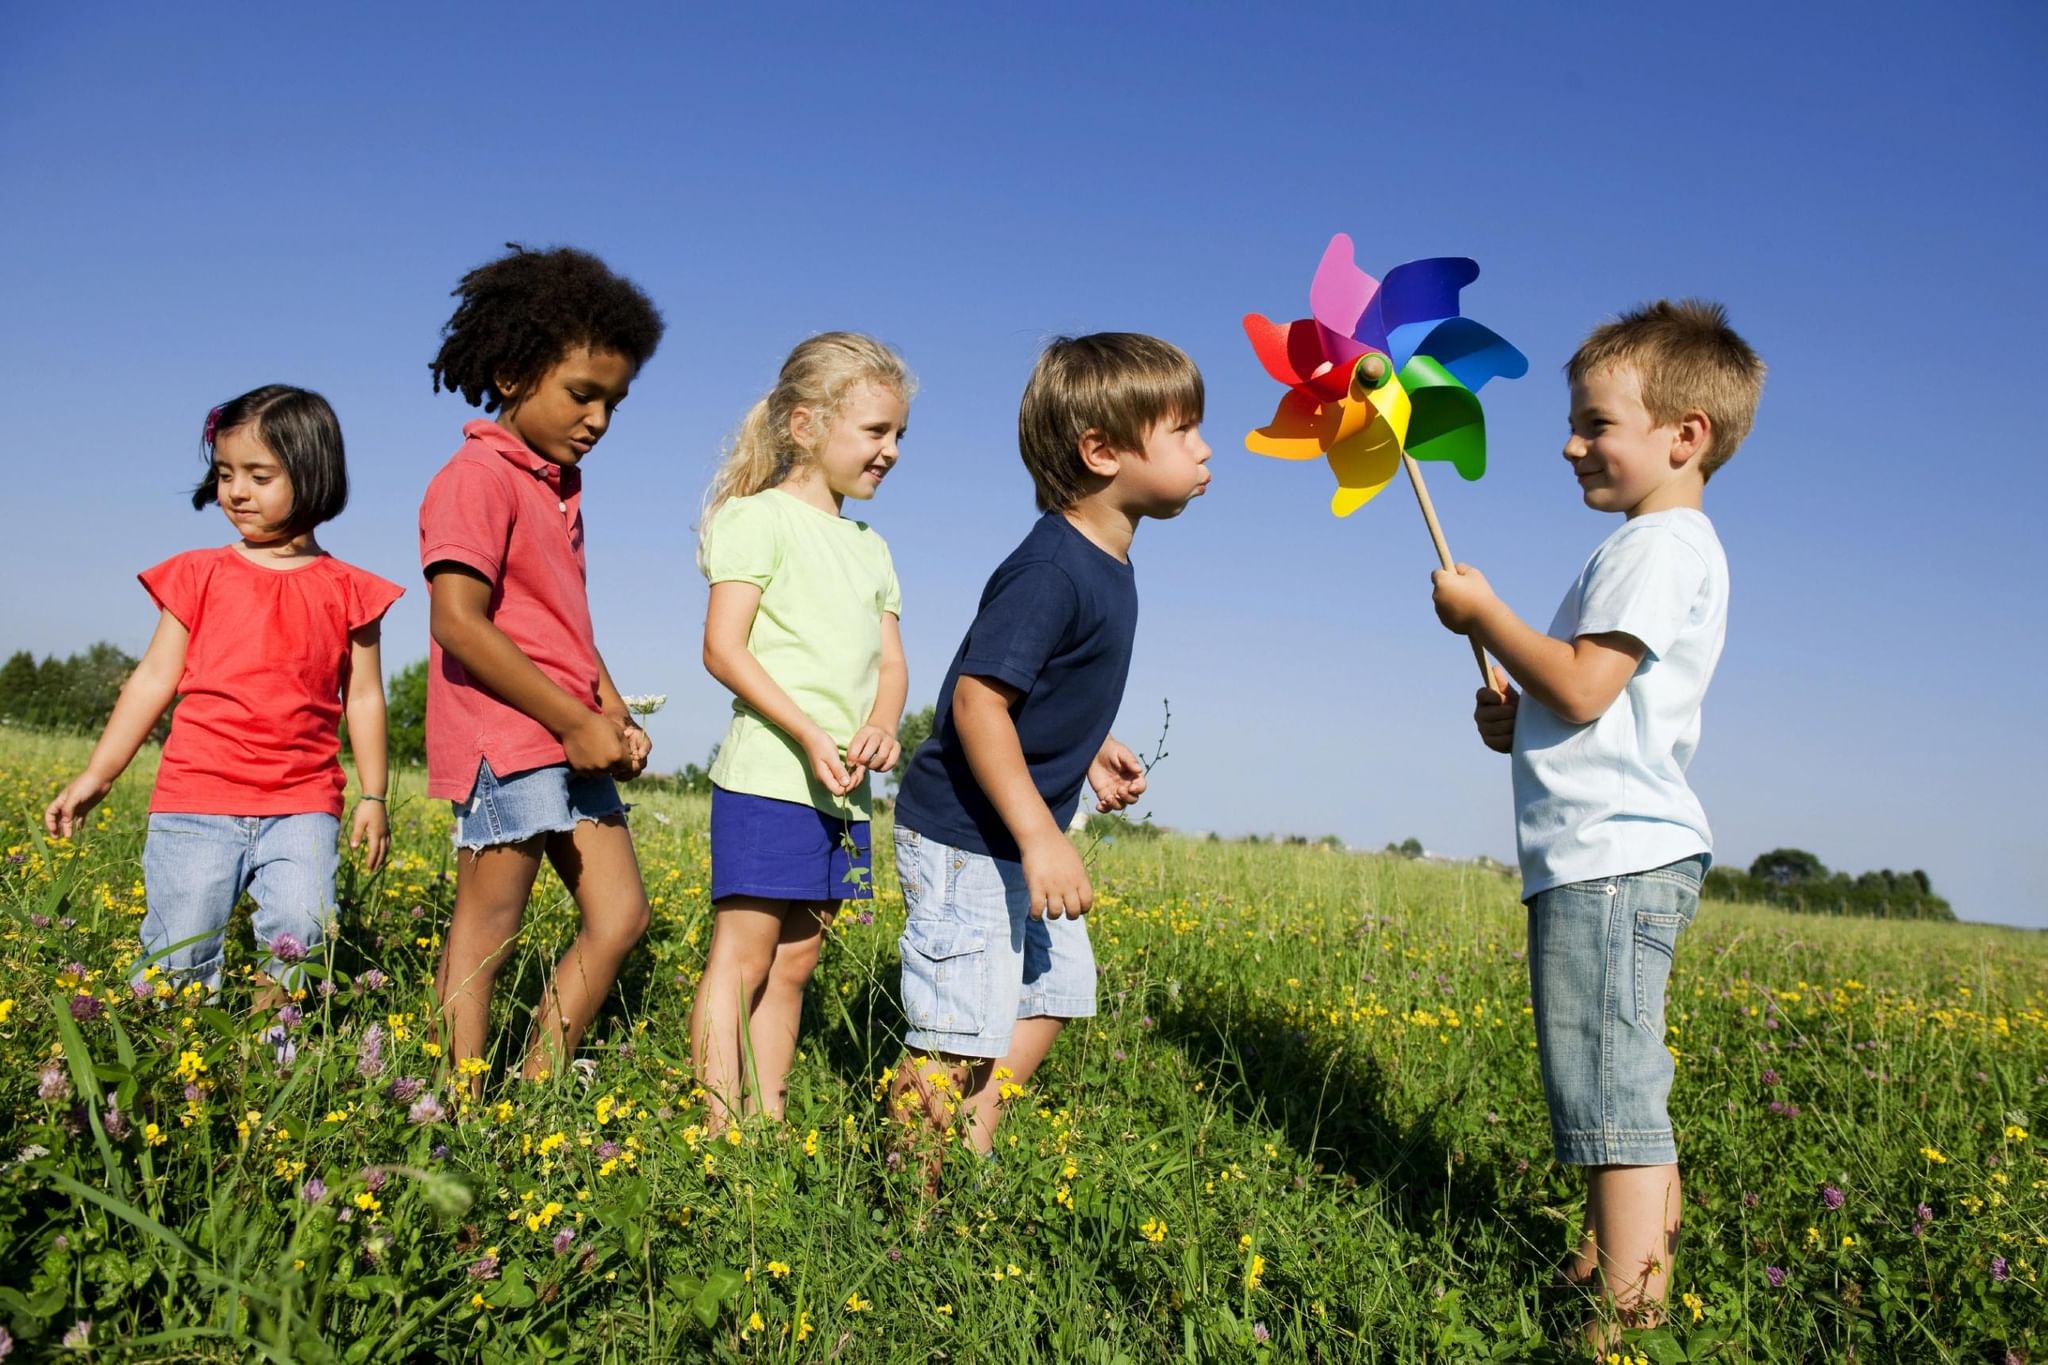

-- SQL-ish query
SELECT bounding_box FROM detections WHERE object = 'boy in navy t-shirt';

[889,333,1210,1157]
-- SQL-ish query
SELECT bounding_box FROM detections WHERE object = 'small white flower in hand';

[621,694,667,717]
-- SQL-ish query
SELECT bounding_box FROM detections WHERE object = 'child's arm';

[44,612,188,837]
[1086,736,1147,813]
[952,674,1092,919]
[342,622,391,871]
[428,565,631,773]
[1432,564,1643,725]
[846,613,907,787]
[703,580,855,797]
[592,651,649,780]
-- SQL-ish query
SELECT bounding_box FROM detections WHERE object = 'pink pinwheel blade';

[1309,233,1379,339]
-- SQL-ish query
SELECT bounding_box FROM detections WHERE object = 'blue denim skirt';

[1527,856,1703,1166]
[451,761,626,852]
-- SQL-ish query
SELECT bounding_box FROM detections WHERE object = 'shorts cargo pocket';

[899,919,987,1035]
[1632,902,1694,1032]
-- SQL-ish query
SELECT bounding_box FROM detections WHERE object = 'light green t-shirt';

[702,488,902,818]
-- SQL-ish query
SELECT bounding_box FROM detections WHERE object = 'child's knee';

[768,933,823,985]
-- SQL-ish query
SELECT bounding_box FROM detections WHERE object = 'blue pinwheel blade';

[1390,317,1530,392]
[1358,257,1480,351]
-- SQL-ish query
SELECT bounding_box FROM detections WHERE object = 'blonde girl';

[690,332,913,1125]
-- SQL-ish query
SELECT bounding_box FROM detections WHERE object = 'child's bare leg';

[519,816,650,1080]
[956,1015,1063,1152]
[1584,1162,1681,1335]
[889,1017,1067,1152]
[688,896,787,1126]
[744,900,834,1121]
[436,839,545,1073]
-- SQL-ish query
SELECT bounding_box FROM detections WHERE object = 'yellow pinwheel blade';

[1326,411,1403,516]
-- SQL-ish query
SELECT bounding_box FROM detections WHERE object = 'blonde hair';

[1566,299,1766,480]
[697,332,915,565]
[1018,333,1204,512]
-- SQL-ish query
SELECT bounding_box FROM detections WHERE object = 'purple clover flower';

[69,994,104,1022]
[37,1063,71,1103]
[408,1093,447,1125]
[356,1024,387,1079]
[357,969,388,992]
[100,1094,129,1140]
[387,1076,423,1103]
[61,1320,91,1350]
[1992,1256,2009,1282]
[468,1252,501,1281]
[1766,1265,1786,1288]
[1760,1068,1779,1086]
[553,1229,576,1256]
[301,1177,327,1203]
[1252,1322,1271,1343]
[1823,1185,1845,1210]
[269,933,306,964]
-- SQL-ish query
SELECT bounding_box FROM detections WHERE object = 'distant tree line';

[1706,848,1954,921]
[0,644,159,738]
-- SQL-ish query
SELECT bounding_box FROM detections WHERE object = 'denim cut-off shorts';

[452,760,626,852]
[140,811,339,994]
[1527,856,1704,1166]
[709,786,871,903]
[895,826,1097,1059]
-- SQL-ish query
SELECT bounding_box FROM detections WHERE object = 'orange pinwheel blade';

[1246,389,1337,460]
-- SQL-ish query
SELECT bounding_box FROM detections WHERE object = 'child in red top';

[46,386,402,1004]
[419,244,665,1085]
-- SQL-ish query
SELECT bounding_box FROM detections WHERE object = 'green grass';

[0,729,2041,1361]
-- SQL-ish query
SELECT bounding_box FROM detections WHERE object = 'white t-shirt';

[1511,508,1728,898]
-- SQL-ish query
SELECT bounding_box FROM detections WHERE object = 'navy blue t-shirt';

[894,513,1138,859]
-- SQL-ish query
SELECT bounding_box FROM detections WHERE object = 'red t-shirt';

[142,547,405,816]
[418,421,602,802]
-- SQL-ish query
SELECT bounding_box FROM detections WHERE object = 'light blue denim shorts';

[140,811,339,993]
[452,761,626,852]
[895,826,1097,1059]
[1527,856,1704,1166]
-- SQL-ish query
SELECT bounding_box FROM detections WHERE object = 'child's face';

[498,346,636,466]
[212,426,296,542]
[801,380,907,505]
[1117,415,1212,518]
[1564,365,1699,516]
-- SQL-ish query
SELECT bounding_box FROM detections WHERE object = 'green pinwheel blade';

[1397,355,1488,480]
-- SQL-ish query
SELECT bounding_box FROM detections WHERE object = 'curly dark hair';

[429,244,665,412]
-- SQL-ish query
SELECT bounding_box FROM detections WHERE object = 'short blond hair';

[1567,299,1765,480]
[1018,333,1204,512]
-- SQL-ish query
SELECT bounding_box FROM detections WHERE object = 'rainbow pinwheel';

[1244,234,1527,516]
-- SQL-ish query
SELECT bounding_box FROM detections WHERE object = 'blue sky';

[3,3,2044,927]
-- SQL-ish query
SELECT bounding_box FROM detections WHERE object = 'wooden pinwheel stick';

[1353,353,1496,689]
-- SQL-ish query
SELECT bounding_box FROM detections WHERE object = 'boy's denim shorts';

[895,825,1096,1059]
[709,785,871,903]
[452,760,626,852]
[140,811,339,994]
[1528,856,1703,1167]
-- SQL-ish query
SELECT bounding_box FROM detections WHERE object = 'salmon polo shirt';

[418,420,602,802]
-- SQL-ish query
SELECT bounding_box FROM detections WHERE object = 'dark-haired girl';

[418,243,664,1084]
[46,387,403,1006]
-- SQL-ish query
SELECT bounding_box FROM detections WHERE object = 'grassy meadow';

[0,729,2041,1362]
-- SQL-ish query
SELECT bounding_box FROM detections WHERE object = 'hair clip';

[202,406,223,446]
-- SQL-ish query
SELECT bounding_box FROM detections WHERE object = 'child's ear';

[494,372,524,407]
[1077,429,1121,479]
[1672,409,1712,468]
[789,404,818,453]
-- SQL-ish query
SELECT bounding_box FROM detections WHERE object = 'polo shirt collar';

[464,419,574,489]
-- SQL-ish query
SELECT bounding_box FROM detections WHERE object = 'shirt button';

[558,501,567,512]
